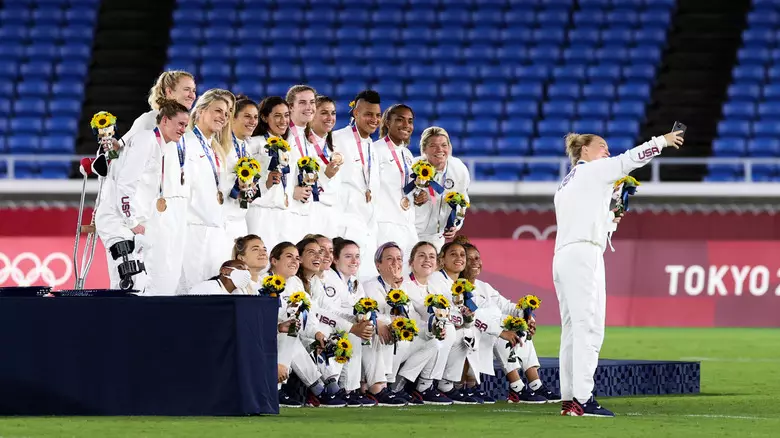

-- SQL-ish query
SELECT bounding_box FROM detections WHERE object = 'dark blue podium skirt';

[0,296,279,416]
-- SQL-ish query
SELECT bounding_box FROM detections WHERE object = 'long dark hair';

[379,103,414,139]
[437,238,469,277]
[304,94,335,152]
[254,96,289,137]
[295,237,320,294]
[269,241,295,275]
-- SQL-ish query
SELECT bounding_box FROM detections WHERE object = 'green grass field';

[2,326,779,438]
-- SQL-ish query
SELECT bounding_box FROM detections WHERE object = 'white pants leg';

[224,216,248,249]
[338,214,378,278]
[278,333,297,368]
[375,222,419,262]
[418,233,445,253]
[179,224,229,294]
[430,322,456,380]
[443,327,482,384]
[394,337,440,383]
[338,333,364,391]
[246,206,286,251]
[279,211,310,245]
[494,337,541,374]
[311,202,339,238]
[290,340,321,387]
[361,336,388,386]
[143,197,188,296]
[553,242,606,402]
[95,199,142,290]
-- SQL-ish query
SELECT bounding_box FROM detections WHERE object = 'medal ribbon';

[311,135,330,165]
[193,126,220,188]
[352,125,371,190]
[289,123,306,157]
[232,132,247,159]
[385,136,409,188]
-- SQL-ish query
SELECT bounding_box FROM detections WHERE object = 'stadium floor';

[1,326,778,437]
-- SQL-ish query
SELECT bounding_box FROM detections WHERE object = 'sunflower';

[361,298,378,310]
[452,283,464,296]
[407,319,419,334]
[400,330,414,341]
[288,291,306,304]
[248,158,261,172]
[263,275,285,291]
[444,192,456,203]
[456,278,475,293]
[273,276,284,288]
[337,338,351,350]
[335,356,349,364]
[237,156,251,167]
[437,296,450,308]
[502,315,515,329]
[349,100,356,108]
[297,157,311,168]
[424,294,435,307]
[392,318,407,330]
[238,166,254,183]
[90,111,116,130]
[614,175,641,189]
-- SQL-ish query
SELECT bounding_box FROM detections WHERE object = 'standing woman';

[221,96,259,244]
[413,127,471,252]
[96,70,196,289]
[178,89,234,293]
[283,85,318,244]
[373,104,419,260]
[246,97,291,253]
[554,130,683,417]
[305,95,343,238]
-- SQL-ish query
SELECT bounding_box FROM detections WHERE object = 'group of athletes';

[92,69,685,416]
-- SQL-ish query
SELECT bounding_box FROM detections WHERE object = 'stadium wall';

[1,208,779,328]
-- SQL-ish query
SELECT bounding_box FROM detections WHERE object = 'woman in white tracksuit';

[413,127,471,252]
[373,105,420,262]
[96,70,196,288]
[554,130,684,417]
[178,89,235,293]
[221,96,259,246]
[305,95,343,238]
[232,233,268,292]
[331,90,382,278]
[100,101,191,294]
[460,239,557,404]
[268,241,347,408]
[246,96,291,253]
[363,242,441,406]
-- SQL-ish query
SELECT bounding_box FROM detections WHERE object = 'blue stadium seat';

[500,119,535,137]
[509,82,544,100]
[606,118,640,137]
[40,136,76,154]
[506,100,538,118]
[13,99,46,117]
[717,120,751,137]
[437,101,469,117]
[8,136,40,154]
[496,138,531,156]
[727,83,761,102]
[587,65,621,83]
[608,136,635,154]
[747,138,780,157]
[753,121,780,138]
[543,101,576,118]
[548,83,581,100]
[757,102,780,119]
[612,101,645,119]
[532,137,563,156]
[578,101,611,119]
[552,65,585,83]
[572,119,605,133]
[538,119,571,136]
[491,163,524,181]
[738,47,771,65]
[16,81,50,97]
[712,139,747,157]
[723,102,757,120]
[461,138,494,156]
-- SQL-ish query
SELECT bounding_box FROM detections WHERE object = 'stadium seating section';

[166,0,675,181]
[714,0,780,182]
[0,0,98,178]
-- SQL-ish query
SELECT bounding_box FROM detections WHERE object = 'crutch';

[72,155,107,290]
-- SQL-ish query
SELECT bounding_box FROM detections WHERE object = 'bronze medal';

[217,191,224,205]
[365,190,372,203]
[284,193,289,207]
[180,172,185,185]
[401,197,410,211]
[156,198,167,212]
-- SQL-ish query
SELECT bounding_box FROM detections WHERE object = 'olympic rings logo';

[512,225,557,240]
[0,252,73,287]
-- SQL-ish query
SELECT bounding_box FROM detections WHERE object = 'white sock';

[438,380,454,393]
[416,378,433,392]
[509,380,525,393]
[529,379,542,391]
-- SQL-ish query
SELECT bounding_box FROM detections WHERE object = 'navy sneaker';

[394,389,423,405]
[340,390,363,408]
[356,392,378,407]
[306,390,348,408]
[576,396,615,417]
[279,388,303,408]
[415,387,453,405]
[467,388,496,404]
[442,388,480,405]
[507,386,547,404]
[371,387,408,406]
[536,383,562,403]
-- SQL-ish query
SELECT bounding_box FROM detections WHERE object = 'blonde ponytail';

[564,132,597,166]
[147,70,194,111]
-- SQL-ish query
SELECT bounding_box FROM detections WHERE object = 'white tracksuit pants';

[224,216,248,246]
[289,339,321,387]
[430,322,456,380]
[179,223,231,294]
[443,326,493,384]
[376,222,418,266]
[280,210,311,246]
[311,202,339,239]
[141,197,188,296]
[246,207,286,253]
[494,338,541,374]
[384,335,439,384]
[338,333,364,392]
[338,214,378,278]
[361,335,389,386]
[418,233,445,253]
[95,194,147,291]
[553,242,606,402]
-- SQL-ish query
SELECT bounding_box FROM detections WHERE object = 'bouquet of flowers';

[313,330,353,365]
[611,176,641,216]
[265,136,291,170]
[516,294,541,340]
[501,315,529,364]
[424,293,451,341]
[353,297,378,345]
[451,278,478,324]
[390,317,419,354]
[296,156,321,202]
[444,192,470,230]
[385,289,410,317]
[404,159,444,199]
[285,291,311,338]
[231,156,262,208]
[90,111,118,160]
[259,274,285,297]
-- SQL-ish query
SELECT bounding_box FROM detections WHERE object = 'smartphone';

[672,121,687,137]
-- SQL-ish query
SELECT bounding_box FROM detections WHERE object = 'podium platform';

[0,296,280,416]
[483,357,701,400]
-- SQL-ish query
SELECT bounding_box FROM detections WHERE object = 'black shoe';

[279,388,303,408]
[536,383,562,403]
